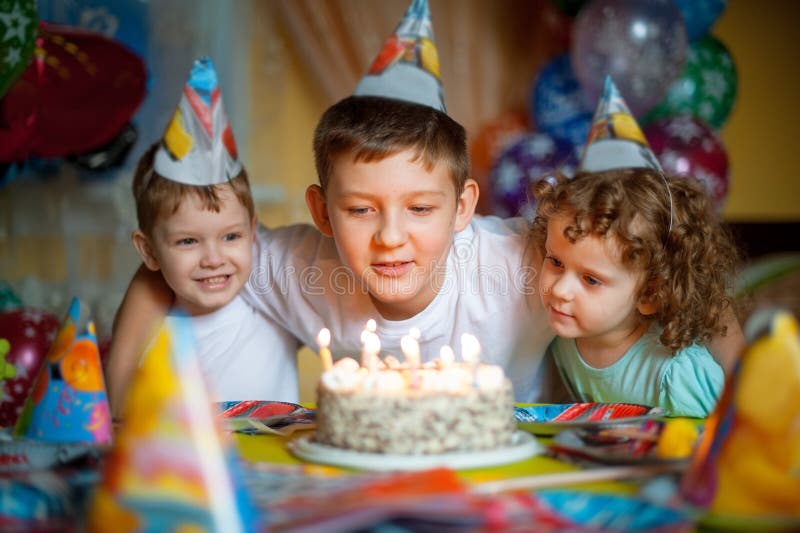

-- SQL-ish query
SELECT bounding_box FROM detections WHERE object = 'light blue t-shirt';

[548,329,724,418]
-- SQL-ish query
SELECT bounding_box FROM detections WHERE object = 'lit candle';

[461,333,481,387]
[316,328,333,370]
[401,333,421,388]
[364,331,381,374]
[360,319,377,367]
[439,345,454,367]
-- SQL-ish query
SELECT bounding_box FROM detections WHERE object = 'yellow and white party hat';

[87,317,260,532]
[579,76,662,172]
[353,0,445,112]
[154,56,242,186]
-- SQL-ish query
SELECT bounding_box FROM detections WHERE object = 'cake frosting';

[314,356,516,455]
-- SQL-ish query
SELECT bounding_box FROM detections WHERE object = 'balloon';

[0,22,147,162]
[572,0,687,117]
[531,54,593,148]
[0,308,60,427]
[70,122,139,172]
[0,0,37,98]
[673,0,727,41]
[644,35,737,130]
[551,0,589,18]
[469,112,529,215]
[0,281,22,312]
[644,115,729,209]
[490,133,578,218]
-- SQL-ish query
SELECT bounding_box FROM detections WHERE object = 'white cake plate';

[287,430,543,471]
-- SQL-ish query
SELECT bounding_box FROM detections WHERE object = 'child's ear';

[306,184,333,237]
[131,230,161,271]
[637,296,658,316]
[454,178,479,232]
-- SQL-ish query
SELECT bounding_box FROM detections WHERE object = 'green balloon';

[0,281,22,312]
[644,35,737,129]
[0,0,37,98]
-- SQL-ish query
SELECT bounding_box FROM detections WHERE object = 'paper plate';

[216,401,315,435]
[515,403,664,436]
[288,431,542,471]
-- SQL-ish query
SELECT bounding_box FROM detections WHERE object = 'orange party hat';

[579,76,662,172]
[353,0,445,112]
[681,309,800,530]
[13,297,111,444]
[87,316,260,532]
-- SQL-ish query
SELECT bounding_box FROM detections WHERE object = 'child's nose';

[374,212,407,248]
[550,274,573,300]
[199,243,225,268]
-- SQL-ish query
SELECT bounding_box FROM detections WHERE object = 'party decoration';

[580,76,662,172]
[0,22,146,163]
[469,112,529,214]
[0,0,36,97]
[644,115,729,209]
[490,132,577,218]
[71,123,138,172]
[672,0,727,42]
[681,309,800,529]
[154,57,241,186]
[353,0,445,112]
[572,0,687,117]
[13,298,111,444]
[551,0,588,18]
[644,35,737,130]
[87,317,260,532]
[531,54,593,148]
[0,281,22,312]
[0,308,59,428]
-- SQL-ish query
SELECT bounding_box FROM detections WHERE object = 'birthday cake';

[314,355,515,455]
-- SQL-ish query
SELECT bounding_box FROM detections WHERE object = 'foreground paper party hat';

[353,0,445,112]
[681,309,800,529]
[87,317,260,532]
[154,56,241,186]
[579,76,662,172]
[13,297,111,444]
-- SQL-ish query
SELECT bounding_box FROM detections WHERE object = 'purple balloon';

[572,0,688,117]
[489,133,577,218]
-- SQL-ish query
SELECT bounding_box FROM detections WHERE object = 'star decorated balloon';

[0,0,37,98]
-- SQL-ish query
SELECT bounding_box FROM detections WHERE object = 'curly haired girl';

[530,168,740,417]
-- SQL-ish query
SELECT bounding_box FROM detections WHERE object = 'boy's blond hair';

[133,143,255,236]
[313,96,469,197]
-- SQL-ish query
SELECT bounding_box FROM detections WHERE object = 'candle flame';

[409,327,421,340]
[317,327,331,348]
[439,345,455,365]
[366,319,377,332]
[460,333,481,364]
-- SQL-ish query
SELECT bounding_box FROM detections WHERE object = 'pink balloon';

[644,115,729,209]
[0,308,60,427]
[572,0,687,117]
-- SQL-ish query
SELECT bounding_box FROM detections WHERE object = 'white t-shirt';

[242,216,555,402]
[168,295,300,402]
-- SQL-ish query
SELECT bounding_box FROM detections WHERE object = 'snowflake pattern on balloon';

[0,0,37,96]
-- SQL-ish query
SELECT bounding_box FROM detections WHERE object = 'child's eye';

[545,255,562,268]
[223,232,242,242]
[409,205,433,215]
[176,238,196,246]
[348,207,372,216]
[584,275,602,286]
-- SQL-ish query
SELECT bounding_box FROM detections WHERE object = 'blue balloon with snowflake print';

[490,133,577,219]
[531,54,593,148]
[673,0,726,42]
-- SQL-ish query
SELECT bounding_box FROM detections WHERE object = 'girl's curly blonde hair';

[530,168,739,352]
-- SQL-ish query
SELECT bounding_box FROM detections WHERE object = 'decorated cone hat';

[579,76,662,172]
[353,0,445,112]
[680,309,800,529]
[88,317,260,532]
[154,56,242,186]
[13,297,111,444]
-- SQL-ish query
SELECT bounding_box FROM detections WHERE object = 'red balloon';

[0,308,60,427]
[0,22,147,162]
[644,115,729,209]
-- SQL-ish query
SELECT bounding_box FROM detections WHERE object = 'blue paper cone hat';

[353,0,446,112]
[579,76,662,172]
[14,297,112,444]
[154,56,242,185]
[680,309,800,528]
[87,317,260,532]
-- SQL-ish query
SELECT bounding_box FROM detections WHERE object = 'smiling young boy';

[105,58,299,416]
